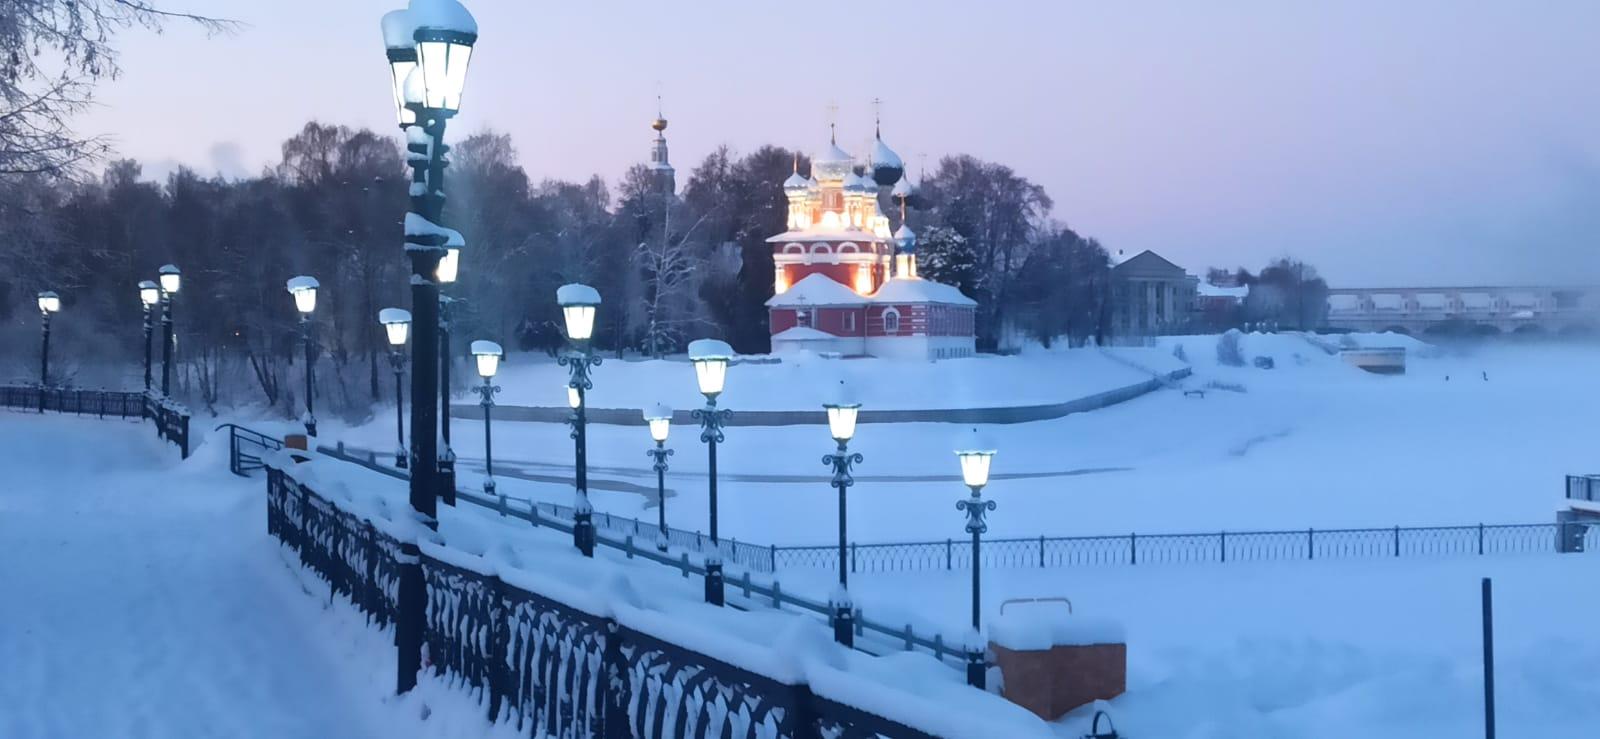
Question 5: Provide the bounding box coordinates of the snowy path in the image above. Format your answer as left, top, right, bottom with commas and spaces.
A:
0, 415, 387, 739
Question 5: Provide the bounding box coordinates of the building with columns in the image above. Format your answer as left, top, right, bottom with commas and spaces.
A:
765, 125, 977, 360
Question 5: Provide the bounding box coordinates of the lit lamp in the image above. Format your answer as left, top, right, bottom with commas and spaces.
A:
287, 276, 319, 315
412, 1, 478, 114
158, 264, 181, 294
469, 339, 502, 494
645, 403, 675, 552
822, 379, 864, 646
138, 281, 160, 391
380, 307, 412, 468
380, 9, 419, 127
954, 430, 998, 690
557, 283, 603, 557
688, 337, 735, 606
36, 290, 60, 406
286, 275, 320, 436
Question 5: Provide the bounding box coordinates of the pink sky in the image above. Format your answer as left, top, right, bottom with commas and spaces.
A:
82, 0, 1600, 287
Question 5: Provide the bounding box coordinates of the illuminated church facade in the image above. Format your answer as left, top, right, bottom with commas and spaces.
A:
764, 125, 977, 360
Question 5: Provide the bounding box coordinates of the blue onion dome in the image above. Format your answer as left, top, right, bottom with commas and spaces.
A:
871, 135, 904, 187
894, 224, 917, 253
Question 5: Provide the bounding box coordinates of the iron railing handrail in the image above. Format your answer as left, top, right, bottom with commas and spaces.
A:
1, 384, 189, 458
309, 440, 970, 666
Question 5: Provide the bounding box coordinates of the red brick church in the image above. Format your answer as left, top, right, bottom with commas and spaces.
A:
765, 125, 977, 360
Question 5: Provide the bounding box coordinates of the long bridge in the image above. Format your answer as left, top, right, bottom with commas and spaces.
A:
1324, 285, 1600, 335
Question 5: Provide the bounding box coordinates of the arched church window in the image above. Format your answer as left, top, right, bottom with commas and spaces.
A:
883, 308, 900, 334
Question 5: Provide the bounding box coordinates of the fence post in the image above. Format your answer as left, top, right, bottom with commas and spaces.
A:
1220, 531, 1227, 563
769, 544, 777, 573
1130, 532, 1137, 565
624, 535, 634, 559
487, 574, 509, 723
1307, 528, 1314, 560
1393, 525, 1400, 557
946, 538, 953, 570
1482, 577, 1496, 739
1478, 523, 1484, 555
1039, 535, 1045, 567
850, 542, 857, 574
771, 580, 782, 608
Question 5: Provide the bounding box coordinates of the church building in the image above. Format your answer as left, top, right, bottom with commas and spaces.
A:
765, 122, 977, 360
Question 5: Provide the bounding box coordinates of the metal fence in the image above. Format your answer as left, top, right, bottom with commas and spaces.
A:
268, 464, 939, 738
1, 384, 191, 458
773, 522, 1597, 574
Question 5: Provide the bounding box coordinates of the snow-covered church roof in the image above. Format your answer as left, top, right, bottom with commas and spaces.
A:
872, 277, 978, 306
767, 273, 868, 308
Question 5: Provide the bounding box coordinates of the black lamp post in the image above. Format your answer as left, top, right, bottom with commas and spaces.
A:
287, 276, 319, 437
380, 308, 411, 469
557, 283, 601, 557
138, 282, 160, 392
381, 0, 477, 696
688, 338, 733, 606
470, 340, 502, 494
158, 264, 180, 396
36, 290, 60, 410
822, 383, 862, 647
644, 404, 674, 552
438, 291, 459, 504
954, 437, 997, 689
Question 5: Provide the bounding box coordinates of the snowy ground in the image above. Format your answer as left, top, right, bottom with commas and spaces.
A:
0, 414, 513, 739
10, 330, 1600, 737
325, 335, 1600, 546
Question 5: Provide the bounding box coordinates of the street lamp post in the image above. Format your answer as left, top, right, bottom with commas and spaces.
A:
287, 276, 319, 437
688, 338, 733, 606
470, 340, 502, 494
158, 264, 180, 396
954, 435, 997, 690
557, 283, 601, 557
438, 291, 459, 505
380, 308, 412, 469
644, 404, 674, 552
138, 282, 160, 392
36, 291, 60, 411
381, 0, 478, 696
822, 382, 862, 647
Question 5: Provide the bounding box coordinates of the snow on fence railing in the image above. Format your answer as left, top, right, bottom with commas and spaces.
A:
265, 459, 1039, 738
304, 440, 977, 670
1, 384, 190, 458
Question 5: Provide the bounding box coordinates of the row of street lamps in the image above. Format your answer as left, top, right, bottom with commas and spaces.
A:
30, 264, 179, 413
358, 0, 1003, 693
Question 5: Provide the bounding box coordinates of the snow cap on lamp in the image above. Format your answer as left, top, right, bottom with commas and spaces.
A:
470, 339, 502, 378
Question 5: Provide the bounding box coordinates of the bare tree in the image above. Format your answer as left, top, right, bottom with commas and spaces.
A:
0, 1, 235, 176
